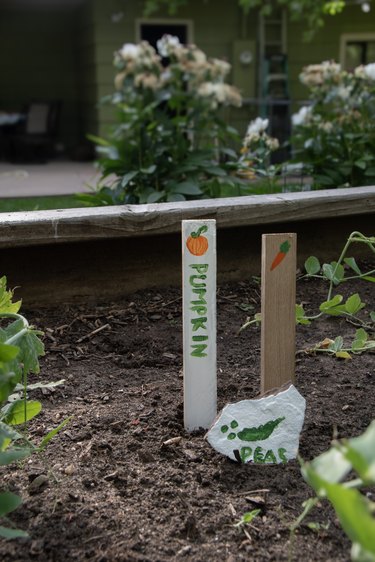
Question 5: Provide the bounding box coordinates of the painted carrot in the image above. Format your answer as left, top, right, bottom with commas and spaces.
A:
270, 240, 291, 271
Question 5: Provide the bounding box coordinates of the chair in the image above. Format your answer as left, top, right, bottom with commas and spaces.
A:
6, 101, 60, 163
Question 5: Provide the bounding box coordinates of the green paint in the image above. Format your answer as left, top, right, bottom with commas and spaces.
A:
230, 420, 239, 429
240, 447, 252, 463
189, 264, 209, 358
235, 417, 285, 442
278, 447, 288, 464
191, 344, 207, 358
191, 225, 208, 238
280, 240, 291, 254
237, 446, 287, 464
191, 317, 207, 331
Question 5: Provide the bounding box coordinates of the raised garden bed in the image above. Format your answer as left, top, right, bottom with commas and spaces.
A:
1, 271, 374, 561
0, 186, 374, 305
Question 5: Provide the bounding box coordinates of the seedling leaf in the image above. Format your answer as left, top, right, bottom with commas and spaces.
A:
0, 525, 28, 539
342, 422, 375, 483
4, 400, 42, 425
296, 304, 311, 325
344, 258, 362, 276
320, 295, 347, 316
39, 417, 71, 451
322, 263, 345, 285
328, 336, 343, 352
345, 294, 365, 315
336, 351, 351, 360
305, 256, 321, 275
234, 508, 261, 527
0, 491, 22, 517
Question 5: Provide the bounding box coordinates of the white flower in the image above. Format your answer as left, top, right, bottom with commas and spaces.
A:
292, 106, 312, 126
156, 34, 181, 57
335, 86, 351, 100
119, 43, 141, 60
246, 117, 269, 136
364, 63, 375, 80
197, 82, 242, 108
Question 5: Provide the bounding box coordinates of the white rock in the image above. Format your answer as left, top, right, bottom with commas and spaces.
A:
206, 384, 306, 464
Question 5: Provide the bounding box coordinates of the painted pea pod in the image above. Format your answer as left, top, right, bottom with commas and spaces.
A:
237, 416, 285, 442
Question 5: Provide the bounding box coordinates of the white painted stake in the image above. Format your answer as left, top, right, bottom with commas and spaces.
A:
182, 219, 217, 431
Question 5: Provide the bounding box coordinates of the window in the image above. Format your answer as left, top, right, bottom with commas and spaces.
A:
136, 19, 193, 50
340, 34, 375, 70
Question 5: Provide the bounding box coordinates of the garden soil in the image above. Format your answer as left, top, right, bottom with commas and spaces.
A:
1, 270, 374, 562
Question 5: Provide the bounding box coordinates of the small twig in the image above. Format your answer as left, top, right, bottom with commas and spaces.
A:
237, 488, 270, 496
76, 323, 110, 343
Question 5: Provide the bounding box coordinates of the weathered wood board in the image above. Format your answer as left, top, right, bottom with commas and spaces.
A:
261, 233, 297, 393
182, 220, 217, 431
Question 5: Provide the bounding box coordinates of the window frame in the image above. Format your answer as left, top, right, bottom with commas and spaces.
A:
135, 18, 194, 45
340, 32, 375, 68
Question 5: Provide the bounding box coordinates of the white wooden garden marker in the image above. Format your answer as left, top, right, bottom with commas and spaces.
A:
261, 233, 297, 394
182, 219, 217, 431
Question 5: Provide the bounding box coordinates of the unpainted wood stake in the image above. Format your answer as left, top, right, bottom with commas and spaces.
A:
261, 233, 297, 393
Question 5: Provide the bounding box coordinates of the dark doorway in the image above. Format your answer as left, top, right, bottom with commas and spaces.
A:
140, 24, 188, 50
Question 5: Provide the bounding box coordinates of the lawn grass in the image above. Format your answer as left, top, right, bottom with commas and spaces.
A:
0, 195, 84, 213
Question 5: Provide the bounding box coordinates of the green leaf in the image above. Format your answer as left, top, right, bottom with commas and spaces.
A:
4, 400, 42, 425
325, 484, 375, 556
17, 331, 45, 375
319, 295, 346, 316
345, 294, 365, 315
322, 263, 344, 285
0, 343, 19, 363
295, 304, 311, 325
0, 525, 28, 539
335, 351, 351, 360
0, 277, 21, 314
38, 417, 71, 451
351, 543, 375, 562
0, 422, 23, 451
0, 491, 22, 517
354, 160, 367, 170
371, 312, 375, 323
344, 258, 362, 276
0, 447, 33, 465
120, 171, 138, 187
234, 508, 261, 527
170, 181, 202, 195
364, 167, 375, 177
86, 133, 112, 147
343, 421, 375, 483
140, 165, 157, 175
328, 336, 343, 352
304, 256, 321, 275
147, 191, 165, 203
363, 277, 375, 283
166, 193, 186, 202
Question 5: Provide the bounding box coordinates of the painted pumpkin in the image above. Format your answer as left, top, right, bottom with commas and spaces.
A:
186, 225, 209, 256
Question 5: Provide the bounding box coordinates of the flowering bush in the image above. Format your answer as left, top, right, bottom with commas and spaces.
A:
237, 117, 281, 188
83, 36, 249, 205
292, 60, 375, 189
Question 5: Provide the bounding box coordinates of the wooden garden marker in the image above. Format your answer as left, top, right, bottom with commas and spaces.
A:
261, 233, 297, 394
182, 219, 217, 431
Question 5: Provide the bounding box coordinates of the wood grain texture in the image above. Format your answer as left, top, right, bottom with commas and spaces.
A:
0, 186, 374, 248
261, 233, 297, 394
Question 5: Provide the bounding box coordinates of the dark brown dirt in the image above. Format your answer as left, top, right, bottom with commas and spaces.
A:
1, 272, 374, 562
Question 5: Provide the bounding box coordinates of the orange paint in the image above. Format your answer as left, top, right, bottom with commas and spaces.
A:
186, 226, 209, 256
270, 240, 291, 271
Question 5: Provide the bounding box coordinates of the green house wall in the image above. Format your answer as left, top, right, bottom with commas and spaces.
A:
1, 0, 374, 149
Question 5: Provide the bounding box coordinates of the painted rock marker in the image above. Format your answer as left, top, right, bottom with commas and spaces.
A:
206, 385, 306, 463
182, 219, 217, 431
261, 233, 297, 393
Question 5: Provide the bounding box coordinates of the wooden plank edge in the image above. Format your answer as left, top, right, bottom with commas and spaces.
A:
0, 186, 374, 248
